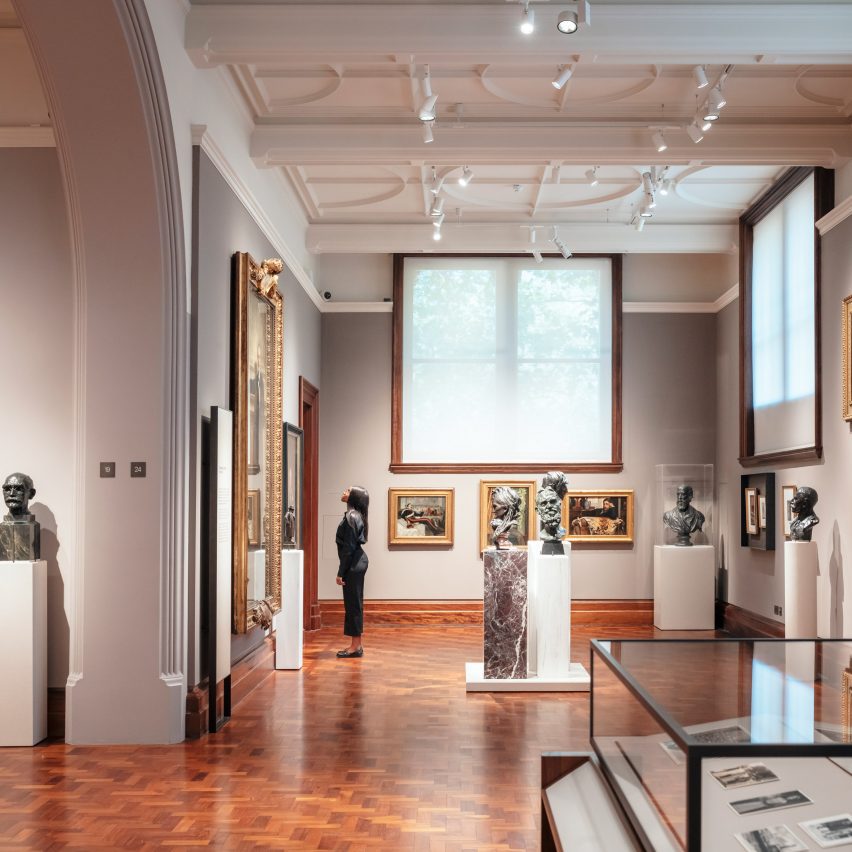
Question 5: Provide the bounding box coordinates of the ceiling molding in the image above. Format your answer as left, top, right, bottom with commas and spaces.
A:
322, 301, 393, 313
0, 126, 54, 147
191, 124, 324, 310
624, 284, 739, 314
817, 194, 852, 236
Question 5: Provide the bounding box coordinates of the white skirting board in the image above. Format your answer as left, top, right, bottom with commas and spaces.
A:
784, 540, 818, 638
275, 550, 304, 669
653, 545, 715, 630
465, 661, 590, 692
0, 560, 47, 746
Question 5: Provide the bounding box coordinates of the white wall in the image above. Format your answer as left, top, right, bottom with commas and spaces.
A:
318, 253, 723, 602
0, 148, 73, 687
715, 212, 852, 636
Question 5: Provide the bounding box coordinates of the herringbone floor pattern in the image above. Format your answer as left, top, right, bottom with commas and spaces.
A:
0, 624, 712, 850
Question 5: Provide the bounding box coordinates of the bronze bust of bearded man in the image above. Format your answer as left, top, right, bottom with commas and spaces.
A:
0, 472, 41, 561
662, 484, 705, 547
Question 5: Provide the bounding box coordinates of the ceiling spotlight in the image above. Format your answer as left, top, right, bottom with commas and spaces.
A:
419, 66, 438, 121
550, 226, 572, 259
557, 10, 578, 33
432, 212, 445, 227
647, 192, 657, 210
430, 196, 444, 217
659, 179, 671, 196
702, 91, 722, 122
641, 172, 654, 195
632, 214, 645, 232
428, 168, 443, 194
520, 1, 535, 34
652, 130, 668, 153
710, 86, 727, 110
529, 227, 537, 245
432, 225, 442, 242
639, 200, 654, 218
585, 166, 599, 187
531, 249, 543, 263
686, 122, 704, 143
692, 65, 709, 90
552, 65, 574, 90
422, 121, 434, 144
458, 166, 473, 187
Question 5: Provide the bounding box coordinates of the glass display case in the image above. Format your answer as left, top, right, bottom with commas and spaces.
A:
591, 639, 852, 852
655, 464, 714, 547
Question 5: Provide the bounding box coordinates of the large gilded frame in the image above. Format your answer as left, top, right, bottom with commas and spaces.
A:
232, 252, 284, 633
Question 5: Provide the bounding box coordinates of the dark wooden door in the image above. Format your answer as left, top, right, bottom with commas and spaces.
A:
299, 377, 321, 630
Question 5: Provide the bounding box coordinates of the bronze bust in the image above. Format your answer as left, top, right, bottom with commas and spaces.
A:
536, 471, 568, 555
0, 472, 41, 561
789, 486, 819, 542
662, 484, 705, 547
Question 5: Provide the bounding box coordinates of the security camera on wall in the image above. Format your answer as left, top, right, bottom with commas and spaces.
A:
322, 291, 332, 301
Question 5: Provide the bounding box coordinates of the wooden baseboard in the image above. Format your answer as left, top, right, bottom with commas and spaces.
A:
717, 601, 785, 638
318, 598, 653, 627
185, 637, 275, 739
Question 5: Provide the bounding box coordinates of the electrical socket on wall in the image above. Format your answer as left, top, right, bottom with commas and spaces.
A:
774, 605, 783, 616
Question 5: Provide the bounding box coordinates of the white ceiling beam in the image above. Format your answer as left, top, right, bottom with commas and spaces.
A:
306, 221, 737, 254
251, 123, 852, 167
187, 4, 852, 67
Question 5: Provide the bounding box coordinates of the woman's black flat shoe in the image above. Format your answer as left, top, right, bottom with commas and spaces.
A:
336, 648, 364, 658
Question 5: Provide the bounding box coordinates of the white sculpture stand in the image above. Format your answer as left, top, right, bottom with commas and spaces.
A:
784, 540, 818, 638
248, 548, 266, 602
275, 550, 304, 669
0, 560, 47, 746
653, 545, 715, 630
466, 542, 590, 692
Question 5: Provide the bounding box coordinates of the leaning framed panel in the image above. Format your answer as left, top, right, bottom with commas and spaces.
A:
388, 488, 454, 546
564, 489, 634, 543
843, 294, 852, 421
478, 480, 535, 553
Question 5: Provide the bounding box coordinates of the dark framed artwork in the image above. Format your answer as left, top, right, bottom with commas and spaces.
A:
741, 472, 775, 550
282, 422, 304, 550
388, 488, 454, 546
564, 489, 634, 544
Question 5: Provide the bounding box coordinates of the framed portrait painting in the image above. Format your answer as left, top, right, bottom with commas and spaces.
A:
388, 488, 454, 546
478, 480, 536, 553
282, 422, 303, 550
564, 490, 634, 543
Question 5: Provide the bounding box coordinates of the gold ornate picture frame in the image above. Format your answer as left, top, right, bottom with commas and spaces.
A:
388, 488, 454, 546
564, 489, 634, 543
232, 253, 284, 633
478, 480, 536, 553
843, 295, 852, 421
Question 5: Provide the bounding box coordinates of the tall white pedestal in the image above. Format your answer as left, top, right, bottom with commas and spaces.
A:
784, 540, 818, 638
528, 540, 573, 678
653, 545, 715, 630
0, 560, 47, 746
275, 550, 304, 670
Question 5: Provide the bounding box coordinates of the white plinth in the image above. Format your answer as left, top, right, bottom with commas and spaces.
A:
465, 661, 590, 692
653, 545, 715, 630
275, 550, 304, 669
784, 540, 818, 638
528, 540, 573, 679
248, 548, 266, 602
0, 560, 47, 746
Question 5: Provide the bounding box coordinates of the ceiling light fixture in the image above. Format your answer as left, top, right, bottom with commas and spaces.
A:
641, 172, 654, 195
702, 90, 722, 122
552, 64, 574, 90
686, 122, 704, 144
659, 179, 671, 197
646, 192, 657, 210
419, 65, 438, 122
692, 65, 709, 89
433, 212, 445, 227
652, 129, 668, 153
700, 118, 713, 131
458, 166, 473, 187
585, 166, 599, 187
532, 249, 543, 263
520, 1, 535, 34
422, 121, 434, 144
550, 226, 572, 259
430, 196, 444, 217
711, 86, 727, 110
632, 214, 645, 232
432, 224, 442, 241
556, 10, 578, 33
428, 168, 443, 194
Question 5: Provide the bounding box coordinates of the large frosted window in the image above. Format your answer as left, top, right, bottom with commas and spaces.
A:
400, 257, 614, 464
751, 174, 816, 455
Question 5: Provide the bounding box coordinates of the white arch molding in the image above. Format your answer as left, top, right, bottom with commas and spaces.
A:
15, 0, 188, 743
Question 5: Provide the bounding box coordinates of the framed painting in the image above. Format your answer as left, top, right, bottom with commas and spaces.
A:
843, 295, 852, 421
388, 488, 454, 546
740, 473, 775, 550
479, 480, 536, 553
282, 422, 303, 550
758, 495, 767, 529
745, 487, 759, 535
247, 489, 261, 548
564, 490, 634, 543
781, 484, 797, 539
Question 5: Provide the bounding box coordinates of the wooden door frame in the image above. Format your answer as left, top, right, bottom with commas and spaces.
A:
299, 377, 321, 630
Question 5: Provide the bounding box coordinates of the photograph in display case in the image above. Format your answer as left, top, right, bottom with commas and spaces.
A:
745, 487, 759, 535
247, 488, 261, 547
842, 293, 852, 421
730, 790, 812, 816
478, 480, 535, 552
735, 825, 806, 852
711, 762, 778, 790
782, 484, 798, 538
389, 488, 454, 546
564, 490, 634, 543
799, 814, 852, 848
659, 739, 685, 765
691, 724, 751, 744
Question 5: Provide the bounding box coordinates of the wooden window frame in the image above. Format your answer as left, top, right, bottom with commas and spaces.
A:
738, 167, 834, 467
390, 253, 623, 474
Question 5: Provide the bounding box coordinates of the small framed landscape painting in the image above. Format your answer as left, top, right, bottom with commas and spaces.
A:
478, 480, 536, 553
388, 488, 454, 546
564, 490, 634, 543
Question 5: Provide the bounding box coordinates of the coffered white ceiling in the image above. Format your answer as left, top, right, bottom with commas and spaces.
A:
186, 1, 852, 255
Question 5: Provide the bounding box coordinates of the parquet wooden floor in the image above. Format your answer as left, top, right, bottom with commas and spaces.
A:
0, 624, 714, 850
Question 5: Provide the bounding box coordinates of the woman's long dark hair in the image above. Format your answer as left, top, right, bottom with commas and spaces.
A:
347, 486, 370, 541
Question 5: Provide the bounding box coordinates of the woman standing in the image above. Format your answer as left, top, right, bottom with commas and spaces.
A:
335, 486, 369, 658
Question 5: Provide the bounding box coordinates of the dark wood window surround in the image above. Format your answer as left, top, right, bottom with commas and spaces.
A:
738, 167, 834, 467
390, 253, 623, 474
